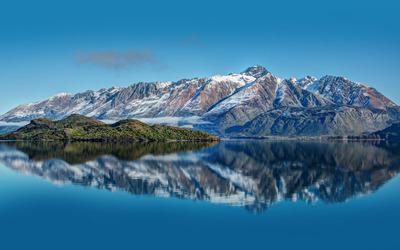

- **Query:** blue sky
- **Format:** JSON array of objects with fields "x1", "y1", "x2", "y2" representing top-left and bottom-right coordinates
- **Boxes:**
[{"x1": 1, "y1": 0, "x2": 399, "y2": 114}]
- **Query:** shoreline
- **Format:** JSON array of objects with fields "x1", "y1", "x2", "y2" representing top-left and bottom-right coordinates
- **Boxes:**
[{"x1": 0, "y1": 137, "x2": 392, "y2": 143}]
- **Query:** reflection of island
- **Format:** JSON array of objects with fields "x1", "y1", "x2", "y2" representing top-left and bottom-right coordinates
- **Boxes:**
[
  {"x1": 0, "y1": 141, "x2": 399, "y2": 213},
  {"x1": 3, "y1": 141, "x2": 216, "y2": 164}
]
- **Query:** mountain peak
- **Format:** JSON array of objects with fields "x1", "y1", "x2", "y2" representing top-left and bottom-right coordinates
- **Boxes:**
[
  {"x1": 320, "y1": 75, "x2": 350, "y2": 83},
  {"x1": 59, "y1": 114, "x2": 105, "y2": 127},
  {"x1": 295, "y1": 75, "x2": 318, "y2": 88},
  {"x1": 242, "y1": 65, "x2": 269, "y2": 78},
  {"x1": 50, "y1": 92, "x2": 72, "y2": 99}
]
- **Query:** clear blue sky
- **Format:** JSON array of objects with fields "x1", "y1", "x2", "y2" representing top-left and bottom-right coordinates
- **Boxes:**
[{"x1": 1, "y1": 0, "x2": 399, "y2": 114}]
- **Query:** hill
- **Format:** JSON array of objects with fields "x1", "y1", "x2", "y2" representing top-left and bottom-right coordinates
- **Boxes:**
[{"x1": 0, "y1": 114, "x2": 218, "y2": 142}]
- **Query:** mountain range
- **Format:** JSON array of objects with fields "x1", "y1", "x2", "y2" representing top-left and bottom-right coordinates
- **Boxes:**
[
  {"x1": 1, "y1": 141, "x2": 399, "y2": 213},
  {"x1": 1, "y1": 66, "x2": 399, "y2": 136}
]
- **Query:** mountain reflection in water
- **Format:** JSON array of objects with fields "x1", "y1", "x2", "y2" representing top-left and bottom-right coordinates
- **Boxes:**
[{"x1": 0, "y1": 140, "x2": 399, "y2": 213}]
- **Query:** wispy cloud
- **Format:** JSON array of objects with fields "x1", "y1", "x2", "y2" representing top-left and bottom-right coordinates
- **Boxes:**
[
  {"x1": 184, "y1": 33, "x2": 205, "y2": 47},
  {"x1": 76, "y1": 49, "x2": 156, "y2": 70}
]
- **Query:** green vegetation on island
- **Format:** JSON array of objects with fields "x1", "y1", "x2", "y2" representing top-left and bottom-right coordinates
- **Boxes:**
[{"x1": 0, "y1": 114, "x2": 219, "y2": 142}]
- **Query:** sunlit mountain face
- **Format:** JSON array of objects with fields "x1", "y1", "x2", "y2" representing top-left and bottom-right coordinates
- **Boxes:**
[{"x1": 0, "y1": 141, "x2": 399, "y2": 213}]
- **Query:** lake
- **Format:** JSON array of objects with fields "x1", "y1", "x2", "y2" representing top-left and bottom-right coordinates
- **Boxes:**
[{"x1": 0, "y1": 140, "x2": 399, "y2": 250}]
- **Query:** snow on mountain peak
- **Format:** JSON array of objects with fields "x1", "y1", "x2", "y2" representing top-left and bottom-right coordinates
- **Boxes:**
[
  {"x1": 274, "y1": 79, "x2": 287, "y2": 105},
  {"x1": 242, "y1": 65, "x2": 269, "y2": 78},
  {"x1": 155, "y1": 81, "x2": 173, "y2": 89},
  {"x1": 299, "y1": 75, "x2": 317, "y2": 83},
  {"x1": 210, "y1": 74, "x2": 255, "y2": 84},
  {"x1": 50, "y1": 92, "x2": 72, "y2": 99}
]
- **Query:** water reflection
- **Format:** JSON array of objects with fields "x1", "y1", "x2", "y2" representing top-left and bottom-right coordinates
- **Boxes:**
[{"x1": 0, "y1": 140, "x2": 399, "y2": 213}]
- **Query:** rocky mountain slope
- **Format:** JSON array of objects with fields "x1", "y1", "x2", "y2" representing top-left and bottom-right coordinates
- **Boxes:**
[
  {"x1": 1, "y1": 66, "x2": 399, "y2": 136},
  {"x1": 369, "y1": 122, "x2": 400, "y2": 140},
  {"x1": 338, "y1": 122, "x2": 400, "y2": 141},
  {"x1": 227, "y1": 106, "x2": 394, "y2": 136},
  {"x1": 0, "y1": 114, "x2": 218, "y2": 141}
]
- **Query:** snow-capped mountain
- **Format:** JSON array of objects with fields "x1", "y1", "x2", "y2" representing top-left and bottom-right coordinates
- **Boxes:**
[
  {"x1": 298, "y1": 75, "x2": 398, "y2": 110},
  {"x1": 1, "y1": 66, "x2": 399, "y2": 136}
]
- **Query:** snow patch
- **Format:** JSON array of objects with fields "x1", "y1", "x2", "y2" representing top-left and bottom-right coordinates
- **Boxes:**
[
  {"x1": 155, "y1": 81, "x2": 173, "y2": 89},
  {"x1": 210, "y1": 74, "x2": 255, "y2": 84},
  {"x1": 49, "y1": 92, "x2": 72, "y2": 100},
  {"x1": 304, "y1": 80, "x2": 322, "y2": 93},
  {"x1": 206, "y1": 80, "x2": 258, "y2": 115},
  {"x1": 274, "y1": 81, "x2": 286, "y2": 104}
]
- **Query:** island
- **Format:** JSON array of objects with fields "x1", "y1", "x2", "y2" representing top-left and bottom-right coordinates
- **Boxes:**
[{"x1": 0, "y1": 114, "x2": 219, "y2": 142}]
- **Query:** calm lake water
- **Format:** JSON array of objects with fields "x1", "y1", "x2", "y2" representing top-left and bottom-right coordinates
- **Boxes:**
[{"x1": 0, "y1": 140, "x2": 399, "y2": 250}]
